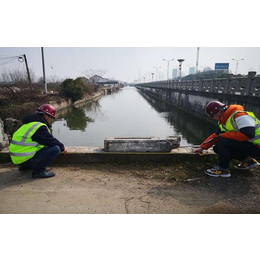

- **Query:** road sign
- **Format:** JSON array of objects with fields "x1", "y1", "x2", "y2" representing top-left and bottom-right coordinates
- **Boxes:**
[{"x1": 215, "y1": 63, "x2": 229, "y2": 70}]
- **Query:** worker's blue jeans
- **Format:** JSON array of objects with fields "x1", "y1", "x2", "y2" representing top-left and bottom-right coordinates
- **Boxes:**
[
  {"x1": 213, "y1": 138, "x2": 260, "y2": 169},
  {"x1": 20, "y1": 145, "x2": 61, "y2": 172}
]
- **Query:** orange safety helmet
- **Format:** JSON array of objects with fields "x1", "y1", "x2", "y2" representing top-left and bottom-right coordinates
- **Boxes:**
[
  {"x1": 206, "y1": 101, "x2": 225, "y2": 117},
  {"x1": 37, "y1": 104, "x2": 56, "y2": 119}
]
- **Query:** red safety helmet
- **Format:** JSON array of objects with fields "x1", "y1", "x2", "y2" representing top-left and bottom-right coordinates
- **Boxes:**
[
  {"x1": 37, "y1": 104, "x2": 56, "y2": 119},
  {"x1": 206, "y1": 101, "x2": 225, "y2": 117}
]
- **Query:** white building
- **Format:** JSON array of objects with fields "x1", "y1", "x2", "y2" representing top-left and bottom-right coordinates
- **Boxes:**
[
  {"x1": 189, "y1": 67, "x2": 195, "y2": 74},
  {"x1": 172, "y1": 68, "x2": 178, "y2": 79}
]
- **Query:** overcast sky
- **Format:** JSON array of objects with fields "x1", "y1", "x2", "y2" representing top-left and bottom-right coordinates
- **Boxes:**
[
  {"x1": 1, "y1": 47, "x2": 259, "y2": 83},
  {"x1": 1, "y1": 1, "x2": 260, "y2": 84}
]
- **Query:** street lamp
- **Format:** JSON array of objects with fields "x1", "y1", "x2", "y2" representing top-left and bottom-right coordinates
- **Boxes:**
[
  {"x1": 177, "y1": 59, "x2": 185, "y2": 79},
  {"x1": 232, "y1": 58, "x2": 244, "y2": 75},
  {"x1": 151, "y1": 72, "x2": 155, "y2": 82},
  {"x1": 153, "y1": 66, "x2": 161, "y2": 81},
  {"x1": 163, "y1": 59, "x2": 174, "y2": 80}
]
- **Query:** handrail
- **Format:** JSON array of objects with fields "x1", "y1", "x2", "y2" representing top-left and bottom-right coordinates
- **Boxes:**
[{"x1": 136, "y1": 74, "x2": 260, "y2": 97}]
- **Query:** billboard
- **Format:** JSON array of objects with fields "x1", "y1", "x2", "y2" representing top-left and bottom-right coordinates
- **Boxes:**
[{"x1": 215, "y1": 63, "x2": 229, "y2": 70}]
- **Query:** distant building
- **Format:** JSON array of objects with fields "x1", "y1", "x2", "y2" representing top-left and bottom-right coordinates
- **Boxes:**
[
  {"x1": 89, "y1": 75, "x2": 110, "y2": 84},
  {"x1": 189, "y1": 67, "x2": 195, "y2": 74},
  {"x1": 204, "y1": 66, "x2": 212, "y2": 72},
  {"x1": 172, "y1": 68, "x2": 178, "y2": 79},
  {"x1": 89, "y1": 75, "x2": 121, "y2": 87}
]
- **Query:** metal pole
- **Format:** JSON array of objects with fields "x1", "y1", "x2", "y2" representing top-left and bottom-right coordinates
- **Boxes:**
[
  {"x1": 232, "y1": 58, "x2": 244, "y2": 75},
  {"x1": 167, "y1": 61, "x2": 169, "y2": 80},
  {"x1": 235, "y1": 61, "x2": 238, "y2": 75},
  {"x1": 196, "y1": 47, "x2": 200, "y2": 73},
  {"x1": 23, "y1": 54, "x2": 31, "y2": 84},
  {"x1": 163, "y1": 59, "x2": 174, "y2": 80},
  {"x1": 153, "y1": 66, "x2": 161, "y2": 82},
  {"x1": 177, "y1": 59, "x2": 185, "y2": 79},
  {"x1": 41, "y1": 47, "x2": 47, "y2": 93}
]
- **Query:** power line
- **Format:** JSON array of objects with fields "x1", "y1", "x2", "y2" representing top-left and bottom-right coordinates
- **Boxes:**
[
  {"x1": 45, "y1": 49, "x2": 56, "y2": 74},
  {"x1": 0, "y1": 55, "x2": 23, "y2": 60},
  {"x1": 0, "y1": 55, "x2": 24, "y2": 67}
]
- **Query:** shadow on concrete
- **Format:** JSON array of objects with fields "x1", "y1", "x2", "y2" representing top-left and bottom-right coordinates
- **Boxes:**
[
  {"x1": 0, "y1": 167, "x2": 35, "y2": 190},
  {"x1": 148, "y1": 170, "x2": 253, "y2": 209}
]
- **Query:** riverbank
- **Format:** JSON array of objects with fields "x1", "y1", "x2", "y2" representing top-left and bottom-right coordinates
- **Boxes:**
[{"x1": 0, "y1": 89, "x2": 105, "y2": 150}]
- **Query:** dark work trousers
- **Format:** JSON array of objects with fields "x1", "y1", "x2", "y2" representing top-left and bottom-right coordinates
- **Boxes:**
[
  {"x1": 213, "y1": 138, "x2": 260, "y2": 169},
  {"x1": 20, "y1": 145, "x2": 61, "y2": 172}
]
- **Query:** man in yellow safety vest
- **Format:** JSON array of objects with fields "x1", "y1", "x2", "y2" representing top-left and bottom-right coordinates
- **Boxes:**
[
  {"x1": 9, "y1": 104, "x2": 67, "y2": 178},
  {"x1": 195, "y1": 101, "x2": 260, "y2": 178}
]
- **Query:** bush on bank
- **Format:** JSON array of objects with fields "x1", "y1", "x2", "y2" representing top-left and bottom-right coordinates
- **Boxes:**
[{"x1": 59, "y1": 78, "x2": 95, "y2": 103}]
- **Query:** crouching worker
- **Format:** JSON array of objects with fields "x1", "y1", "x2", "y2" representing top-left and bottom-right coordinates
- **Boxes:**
[
  {"x1": 9, "y1": 104, "x2": 67, "y2": 178},
  {"x1": 195, "y1": 101, "x2": 260, "y2": 178}
]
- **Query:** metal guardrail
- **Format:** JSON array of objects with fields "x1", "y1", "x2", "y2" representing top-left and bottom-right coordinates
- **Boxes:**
[{"x1": 136, "y1": 72, "x2": 260, "y2": 97}]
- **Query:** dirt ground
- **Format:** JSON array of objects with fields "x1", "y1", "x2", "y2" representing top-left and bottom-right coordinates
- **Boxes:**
[{"x1": 1, "y1": 162, "x2": 260, "y2": 214}]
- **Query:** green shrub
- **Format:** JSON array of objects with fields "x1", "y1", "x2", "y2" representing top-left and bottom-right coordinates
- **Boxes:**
[{"x1": 59, "y1": 78, "x2": 93, "y2": 102}]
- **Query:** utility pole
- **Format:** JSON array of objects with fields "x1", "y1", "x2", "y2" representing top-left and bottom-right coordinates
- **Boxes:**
[
  {"x1": 163, "y1": 59, "x2": 174, "y2": 80},
  {"x1": 153, "y1": 67, "x2": 161, "y2": 81},
  {"x1": 196, "y1": 47, "x2": 200, "y2": 73},
  {"x1": 232, "y1": 58, "x2": 244, "y2": 75},
  {"x1": 23, "y1": 54, "x2": 31, "y2": 84},
  {"x1": 41, "y1": 47, "x2": 47, "y2": 93},
  {"x1": 151, "y1": 72, "x2": 154, "y2": 82}
]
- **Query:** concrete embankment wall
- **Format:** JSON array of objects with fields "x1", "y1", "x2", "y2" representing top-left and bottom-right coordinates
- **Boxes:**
[{"x1": 136, "y1": 86, "x2": 260, "y2": 125}]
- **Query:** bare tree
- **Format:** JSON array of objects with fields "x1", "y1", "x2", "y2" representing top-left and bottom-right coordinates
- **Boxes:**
[{"x1": 0, "y1": 67, "x2": 36, "y2": 84}]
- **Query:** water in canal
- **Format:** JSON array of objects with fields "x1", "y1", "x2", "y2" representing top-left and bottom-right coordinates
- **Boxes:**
[{"x1": 52, "y1": 87, "x2": 215, "y2": 147}]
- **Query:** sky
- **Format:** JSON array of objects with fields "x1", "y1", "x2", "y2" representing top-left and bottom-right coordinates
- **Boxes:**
[
  {"x1": 1, "y1": 1, "x2": 259, "y2": 84},
  {"x1": 0, "y1": 47, "x2": 260, "y2": 83}
]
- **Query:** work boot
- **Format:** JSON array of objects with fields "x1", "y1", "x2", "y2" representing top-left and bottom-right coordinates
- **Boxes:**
[
  {"x1": 235, "y1": 158, "x2": 260, "y2": 170},
  {"x1": 32, "y1": 170, "x2": 56, "y2": 179},
  {"x1": 205, "y1": 165, "x2": 231, "y2": 178}
]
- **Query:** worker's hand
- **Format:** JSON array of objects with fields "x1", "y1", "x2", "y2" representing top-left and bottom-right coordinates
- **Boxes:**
[
  {"x1": 195, "y1": 147, "x2": 203, "y2": 154},
  {"x1": 63, "y1": 147, "x2": 67, "y2": 155}
]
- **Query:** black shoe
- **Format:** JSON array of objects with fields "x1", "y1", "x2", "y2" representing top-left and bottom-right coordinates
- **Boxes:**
[
  {"x1": 18, "y1": 165, "x2": 32, "y2": 171},
  {"x1": 32, "y1": 171, "x2": 56, "y2": 179}
]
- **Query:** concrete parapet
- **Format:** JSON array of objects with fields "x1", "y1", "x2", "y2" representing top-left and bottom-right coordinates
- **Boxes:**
[{"x1": 0, "y1": 146, "x2": 215, "y2": 165}]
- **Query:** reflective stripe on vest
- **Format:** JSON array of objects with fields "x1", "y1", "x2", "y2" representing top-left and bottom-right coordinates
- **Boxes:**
[
  {"x1": 219, "y1": 110, "x2": 260, "y2": 145},
  {"x1": 9, "y1": 122, "x2": 49, "y2": 164},
  {"x1": 10, "y1": 151, "x2": 36, "y2": 156}
]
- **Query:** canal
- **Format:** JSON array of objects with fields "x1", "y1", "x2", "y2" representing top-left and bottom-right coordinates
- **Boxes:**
[{"x1": 52, "y1": 87, "x2": 215, "y2": 147}]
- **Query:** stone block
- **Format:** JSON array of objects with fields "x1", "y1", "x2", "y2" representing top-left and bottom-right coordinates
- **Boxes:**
[{"x1": 104, "y1": 136, "x2": 181, "y2": 152}]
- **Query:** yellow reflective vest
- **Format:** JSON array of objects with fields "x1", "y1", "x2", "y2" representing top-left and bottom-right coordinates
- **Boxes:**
[
  {"x1": 9, "y1": 122, "x2": 49, "y2": 164},
  {"x1": 218, "y1": 110, "x2": 260, "y2": 145}
]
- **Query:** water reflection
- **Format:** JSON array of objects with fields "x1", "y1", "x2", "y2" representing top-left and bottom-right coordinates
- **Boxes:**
[
  {"x1": 56, "y1": 106, "x2": 94, "y2": 131},
  {"x1": 52, "y1": 87, "x2": 215, "y2": 146},
  {"x1": 138, "y1": 90, "x2": 215, "y2": 144}
]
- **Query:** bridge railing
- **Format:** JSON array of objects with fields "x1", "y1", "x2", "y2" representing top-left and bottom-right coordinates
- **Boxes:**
[{"x1": 136, "y1": 72, "x2": 260, "y2": 97}]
